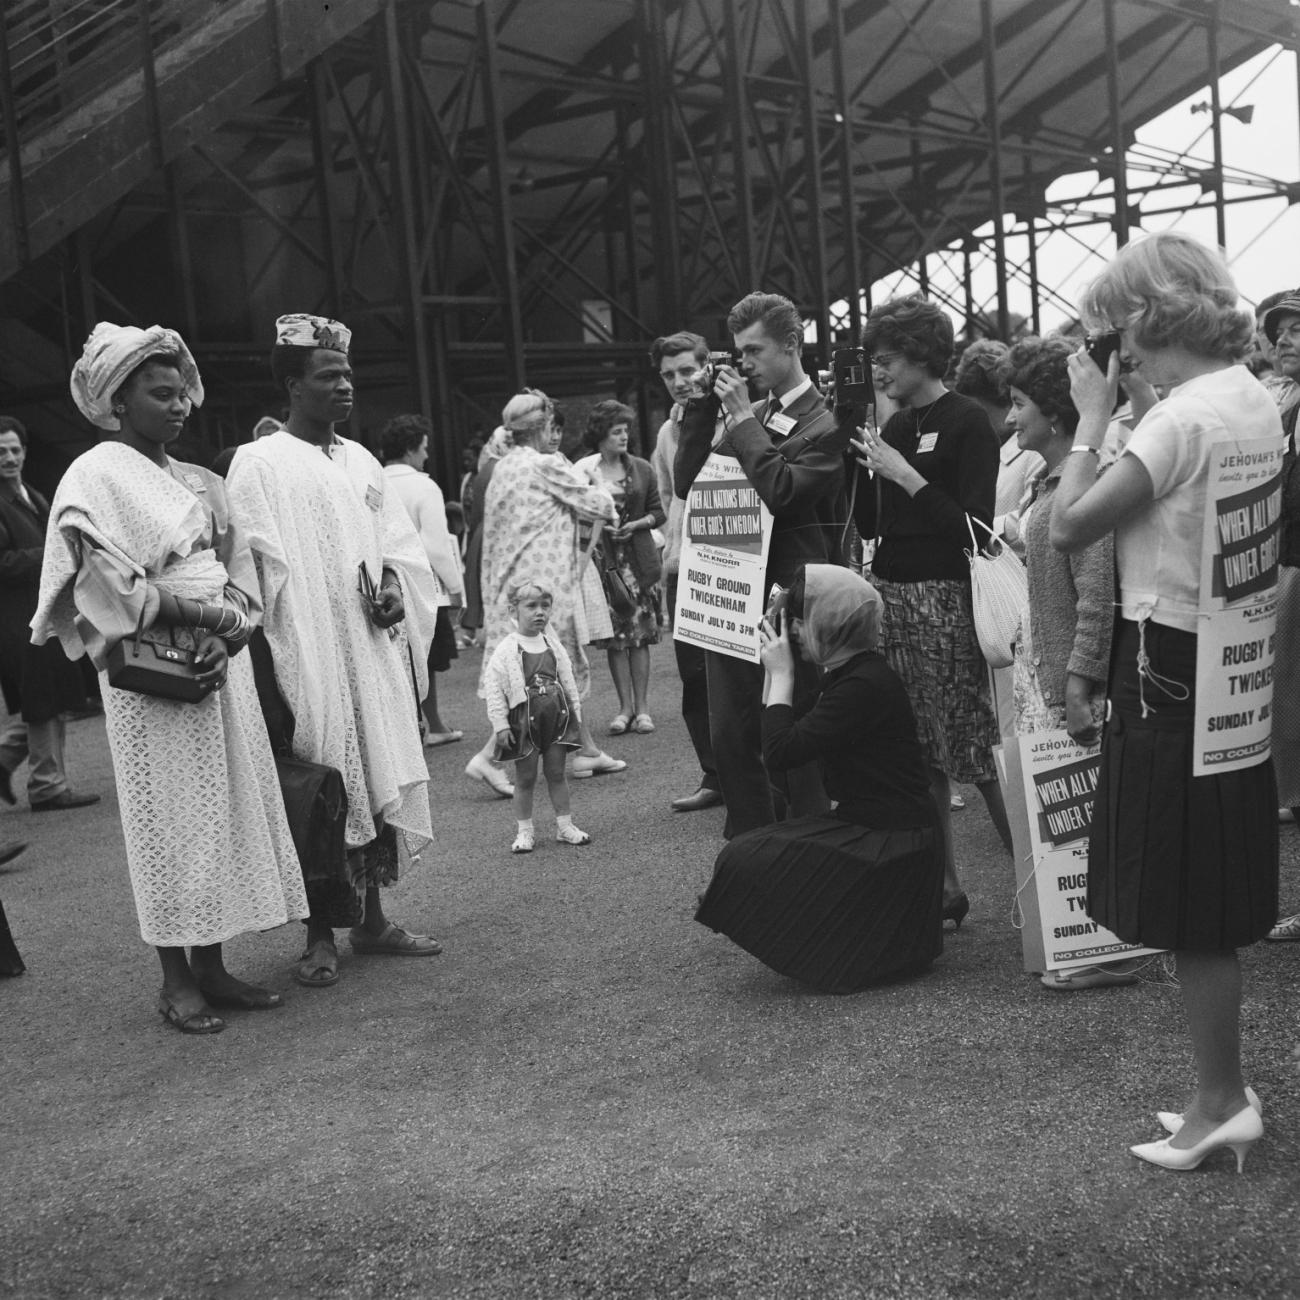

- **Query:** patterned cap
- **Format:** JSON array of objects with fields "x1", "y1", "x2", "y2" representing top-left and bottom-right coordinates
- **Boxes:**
[
  {"x1": 1263, "y1": 295, "x2": 1300, "y2": 345},
  {"x1": 274, "y1": 313, "x2": 352, "y2": 352}
]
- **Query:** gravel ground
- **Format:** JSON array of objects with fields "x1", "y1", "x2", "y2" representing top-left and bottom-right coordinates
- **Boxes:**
[{"x1": 2, "y1": 647, "x2": 1298, "y2": 1299}]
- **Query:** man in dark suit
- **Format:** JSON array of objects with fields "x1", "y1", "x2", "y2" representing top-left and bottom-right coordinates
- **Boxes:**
[
  {"x1": 0, "y1": 417, "x2": 100, "y2": 811},
  {"x1": 674, "y1": 292, "x2": 848, "y2": 837}
]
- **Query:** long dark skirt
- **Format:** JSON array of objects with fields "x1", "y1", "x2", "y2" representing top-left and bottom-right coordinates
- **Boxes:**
[
  {"x1": 1088, "y1": 619, "x2": 1278, "y2": 950},
  {"x1": 695, "y1": 815, "x2": 942, "y2": 993}
]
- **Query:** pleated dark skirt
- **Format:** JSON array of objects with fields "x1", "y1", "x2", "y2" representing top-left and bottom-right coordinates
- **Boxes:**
[
  {"x1": 1088, "y1": 619, "x2": 1278, "y2": 951},
  {"x1": 695, "y1": 815, "x2": 942, "y2": 993}
]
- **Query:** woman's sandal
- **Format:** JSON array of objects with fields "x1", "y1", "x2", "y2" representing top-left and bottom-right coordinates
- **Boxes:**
[
  {"x1": 295, "y1": 938, "x2": 340, "y2": 987},
  {"x1": 607, "y1": 714, "x2": 631, "y2": 735},
  {"x1": 631, "y1": 713, "x2": 655, "y2": 734},
  {"x1": 157, "y1": 993, "x2": 225, "y2": 1035},
  {"x1": 194, "y1": 978, "x2": 283, "y2": 1011}
]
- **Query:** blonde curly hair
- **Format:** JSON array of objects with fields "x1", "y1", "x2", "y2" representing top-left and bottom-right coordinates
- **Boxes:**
[{"x1": 1079, "y1": 231, "x2": 1252, "y2": 361}]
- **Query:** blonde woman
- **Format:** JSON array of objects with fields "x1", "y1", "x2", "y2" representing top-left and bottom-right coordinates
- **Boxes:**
[
  {"x1": 475, "y1": 391, "x2": 626, "y2": 781},
  {"x1": 1052, "y1": 232, "x2": 1279, "y2": 1171}
]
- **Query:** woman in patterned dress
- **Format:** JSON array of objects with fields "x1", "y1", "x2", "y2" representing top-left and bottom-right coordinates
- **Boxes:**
[
  {"x1": 574, "y1": 401, "x2": 667, "y2": 735},
  {"x1": 477, "y1": 390, "x2": 626, "y2": 779},
  {"x1": 32, "y1": 323, "x2": 307, "y2": 1035}
]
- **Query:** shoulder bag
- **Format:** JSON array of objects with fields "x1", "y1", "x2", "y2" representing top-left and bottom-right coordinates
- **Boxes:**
[{"x1": 964, "y1": 514, "x2": 1027, "y2": 670}]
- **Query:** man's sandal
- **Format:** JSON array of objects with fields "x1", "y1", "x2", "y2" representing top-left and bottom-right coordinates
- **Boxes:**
[
  {"x1": 348, "y1": 922, "x2": 442, "y2": 956},
  {"x1": 295, "y1": 939, "x2": 340, "y2": 987}
]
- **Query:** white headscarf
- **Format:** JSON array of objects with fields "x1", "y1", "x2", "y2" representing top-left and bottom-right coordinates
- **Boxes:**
[
  {"x1": 798, "y1": 565, "x2": 883, "y2": 671},
  {"x1": 70, "y1": 322, "x2": 203, "y2": 431}
]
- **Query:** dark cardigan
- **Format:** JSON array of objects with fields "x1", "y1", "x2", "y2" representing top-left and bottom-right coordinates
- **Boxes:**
[{"x1": 581, "y1": 452, "x2": 666, "y2": 587}]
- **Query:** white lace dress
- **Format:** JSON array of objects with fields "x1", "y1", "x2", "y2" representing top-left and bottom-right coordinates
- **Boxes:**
[{"x1": 31, "y1": 442, "x2": 308, "y2": 947}]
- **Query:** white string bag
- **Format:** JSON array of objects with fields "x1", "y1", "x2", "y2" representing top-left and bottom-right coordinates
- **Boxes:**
[{"x1": 965, "y1": 514, "x2": 1028, "y2": 669}]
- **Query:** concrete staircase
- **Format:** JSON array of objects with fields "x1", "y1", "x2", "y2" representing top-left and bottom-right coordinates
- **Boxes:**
[{"x1": 0, "y1": 0, "x2": 387, "y2": 283}]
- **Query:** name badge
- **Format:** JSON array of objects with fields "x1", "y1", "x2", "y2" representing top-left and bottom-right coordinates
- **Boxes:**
[
  {"x1": 182, "y1": 472, "x2": 206, "y2": 492},
  {"x1": 767, "y1": 412, "x2": 797, "y2": 438},
  {"x1": 917, "y1": 432, "x2": 939, "y2": 454},
  {"x1": 364, "y1": 484, "x2": 383, "y2": 511}
]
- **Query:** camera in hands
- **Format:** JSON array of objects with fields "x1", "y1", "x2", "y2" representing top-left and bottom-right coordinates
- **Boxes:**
[
  {"x1": 819, "y1": 347, "x2": 874, "y2": 408},
  {"x1": 691, "y1": 351, "x2": 739, "y2": 396},
  {"x1": 1085, "y1": 331, "x2": 1122, "y2": 374}
]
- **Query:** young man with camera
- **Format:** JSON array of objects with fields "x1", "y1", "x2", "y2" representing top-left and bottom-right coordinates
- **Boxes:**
[{"x1": 673, "y1": 292, "x2": 849, "y2": 838}]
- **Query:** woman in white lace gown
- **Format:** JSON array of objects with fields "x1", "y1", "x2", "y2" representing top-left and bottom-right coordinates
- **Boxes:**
[{"x1": 32, "y1": 324, "x2": 307, "y2": 1035}]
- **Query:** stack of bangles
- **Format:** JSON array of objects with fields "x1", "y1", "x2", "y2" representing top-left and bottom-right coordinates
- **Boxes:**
[{"x1": 184, "y1": 598, "x2": 250, "y2": 642}]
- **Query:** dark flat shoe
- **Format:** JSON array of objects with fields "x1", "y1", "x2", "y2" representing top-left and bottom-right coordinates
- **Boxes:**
[
  {"x1": 157, "y1": 994, "x2": 225, "y2": 1035},
  {"x1": 31, "y1": 790, "x2": 101, "y2": 813},
  {"x1": 195, "y1": 981, "x2": 284, "y2": 1011}
]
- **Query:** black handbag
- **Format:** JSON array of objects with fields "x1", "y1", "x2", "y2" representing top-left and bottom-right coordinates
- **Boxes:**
[
  {"x1": 106, "y1": 607, "x2": 205, "y2": 702},
  {"x1": 596, "y1": 539, "x2": 637, "y2": 621}
]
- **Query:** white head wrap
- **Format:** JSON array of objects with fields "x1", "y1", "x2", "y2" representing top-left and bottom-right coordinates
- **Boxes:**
[
  {"x1": 70, "y1": 322, "x2": 204, "y2": 431},
  {"x1": 274, "y1": 313, "x2": 352, "y2": 352}
]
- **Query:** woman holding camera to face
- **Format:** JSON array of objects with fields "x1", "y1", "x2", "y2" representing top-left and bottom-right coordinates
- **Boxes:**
[
  {"x1": 849, "y1": 296, "x2": 1012, "y2": 929},
  {"x1": 695, "y1": 565, "x2": 941, "y2": 990},
  {"x1": 1052, "y1": 232, "x2": 1280, "y2": 1171},
  {"x1": 574, "y1": 401, "x2": 666, "y2": 735}
]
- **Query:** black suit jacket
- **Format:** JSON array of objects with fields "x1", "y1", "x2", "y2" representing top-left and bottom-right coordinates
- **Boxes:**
[
  {"x1": 673, "y1": 385, "x2": 849, "y2": 587},
  {"x1": 0, "y1": 482, "x2": 83, "y2": 720}
]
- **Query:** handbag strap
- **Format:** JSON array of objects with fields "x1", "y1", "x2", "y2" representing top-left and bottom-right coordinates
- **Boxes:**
[
  {"x1": 129, "y1": 603, "x2": 149, "y2": 660},
  {"x1": 965, "y1": 512, "x2": 1000, "y2": 557},
  {"x1": 130, "y1": 601, "x2": 182, "y2": 657}
]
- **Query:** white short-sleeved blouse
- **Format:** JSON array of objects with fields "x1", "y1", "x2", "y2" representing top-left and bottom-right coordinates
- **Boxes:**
[{"x1": 1117, "y1": 365, "x2": 1281, "y2": 633}]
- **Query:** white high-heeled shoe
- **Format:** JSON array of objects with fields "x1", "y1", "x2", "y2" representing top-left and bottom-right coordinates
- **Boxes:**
[
  {"x1": 1157, "y1": 1086, "x2": 1261, "y2": 1135},
  {"x1": 1130, "y1": 1105, "x2": 1263, "y2": 1173}
]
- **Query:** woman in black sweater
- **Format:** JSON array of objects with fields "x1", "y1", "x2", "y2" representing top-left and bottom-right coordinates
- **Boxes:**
[
  {"x1": 850, "y1": 296, "x2": 1011, "y2": 926},
  {"x1": 695, "y1": 565, "x2": 942, "y2": 992}
]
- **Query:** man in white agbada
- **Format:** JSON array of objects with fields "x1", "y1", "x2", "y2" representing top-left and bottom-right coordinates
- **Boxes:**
[{"x1": 226, "y1": 313, "x2": 441, "y2": 988}]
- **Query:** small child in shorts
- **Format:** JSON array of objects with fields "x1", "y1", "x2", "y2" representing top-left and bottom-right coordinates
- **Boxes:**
[{"x1": 483, "y1": 580, "x2": 590, "y2": 853}]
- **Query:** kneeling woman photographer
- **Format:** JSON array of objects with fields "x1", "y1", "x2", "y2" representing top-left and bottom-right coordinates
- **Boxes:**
[{"x1": 695, "y1": 565, "x2": 943, "y2": 991}]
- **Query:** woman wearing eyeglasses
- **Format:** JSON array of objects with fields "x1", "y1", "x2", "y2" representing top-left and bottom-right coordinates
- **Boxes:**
[{"x1": 849, "y1": 296, "x2": 1011, "y2": 928}]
